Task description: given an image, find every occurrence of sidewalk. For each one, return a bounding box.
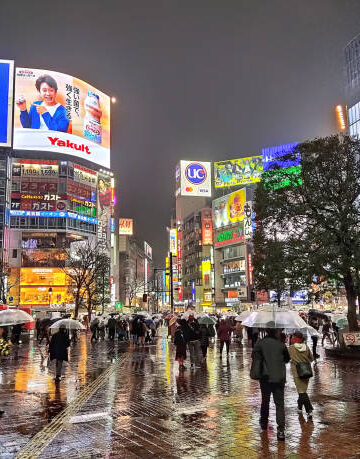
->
[1,331,360,458]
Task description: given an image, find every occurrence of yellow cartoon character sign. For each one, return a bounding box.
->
[227,189,246,223]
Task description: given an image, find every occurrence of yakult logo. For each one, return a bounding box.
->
[48,136,91,155]
[185,162,207,185]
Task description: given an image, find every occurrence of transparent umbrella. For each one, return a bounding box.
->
[235,311,252,322]
[0,309,34,326]
[49,319,85,331]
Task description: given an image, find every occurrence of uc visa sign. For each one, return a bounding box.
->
[179,160,211,197]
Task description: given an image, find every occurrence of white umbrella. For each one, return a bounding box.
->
[181,310,197,320]
[242,309,319,335]
[49,319,85,331]
[235,311,252,322]
[0,309,34,326]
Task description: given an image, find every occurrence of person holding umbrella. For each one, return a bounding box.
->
[49,324,70,382]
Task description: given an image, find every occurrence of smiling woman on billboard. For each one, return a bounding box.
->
[16,74,70,132]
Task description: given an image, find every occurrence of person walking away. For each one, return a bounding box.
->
[187,314,201,368]
[308,317,320,358]
[138,320,147,346]
[107,316,117,341]
[90,317,99,342]
[235,320,244,344]
[252,328,290,441]
[49,325,70,382]
[199,324,210,361]
[321,319,333,347]
[11,324,22,345]
[217,319,233,359]
[174,320,188,370]
[98,319,105,340]
[288,332,314,420]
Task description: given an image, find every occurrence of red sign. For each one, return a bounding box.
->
[177,230,182,301]
[247,253,253,285]
[201,209,213,245]
[18,159,57,165]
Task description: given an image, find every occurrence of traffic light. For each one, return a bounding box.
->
[116,302,122,310]
[143,294,148,302]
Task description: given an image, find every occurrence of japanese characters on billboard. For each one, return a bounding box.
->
[201,209,213,245]
[244,201,253,240]
[214,156,262,188]
[0,60,14,147]
[97,174,111,251]
[169,229,178,256]
[119,218,133,235]
[212,188,246,229]
[14,68,111,168]
[180,160,212,197]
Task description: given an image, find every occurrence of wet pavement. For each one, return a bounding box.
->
[1,330,360,458]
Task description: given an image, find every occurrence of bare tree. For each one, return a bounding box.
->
[0,260,19,305]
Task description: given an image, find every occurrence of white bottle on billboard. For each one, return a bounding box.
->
[83,91,102,144]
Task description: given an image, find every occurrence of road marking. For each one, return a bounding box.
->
[16,355,129,459]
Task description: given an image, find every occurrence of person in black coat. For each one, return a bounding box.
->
[49,326,70,382]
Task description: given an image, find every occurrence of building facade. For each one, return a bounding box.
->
[345,33,360,137]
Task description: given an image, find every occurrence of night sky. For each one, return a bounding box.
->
[1,0,360,265]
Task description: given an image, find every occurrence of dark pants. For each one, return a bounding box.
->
[201,345,208,358]
[260,381,285,429]
[298,392,313,413]
[91,329,98,341]
[56,360,63,378]
[311,336,318,356]
[220,340,230,355]
[109,328,115,340]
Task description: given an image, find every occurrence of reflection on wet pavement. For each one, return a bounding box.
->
[1,329,360,458]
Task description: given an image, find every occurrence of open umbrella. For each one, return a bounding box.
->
[235,311,251,322]
[49,319,85,331]
[197,315,216,325]
[0,309,34,326]
[336,317,348,329]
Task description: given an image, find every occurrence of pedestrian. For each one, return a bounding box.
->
[217,319,233,359]
[199,324,210,361]
[308,316,320,358]
[38,322,50,345]
[288,332,314,420]
[90,317,99,342]
[321,319,333,346]
[251,327,260,348]
[129,318,137,345]
[174,319,188,370]
[107,316,117,340]
[98,319,105,340]
[187,314,201,368]
[0,327,11,357]
[235,320,244,344]
[11,324,22,345]
[251,327,290,441]
[49,325,70,382]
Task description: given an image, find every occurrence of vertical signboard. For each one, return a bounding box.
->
[244,201,253,240]
[144,241,152,260]
[0,60,14,147]
[97,173,111,252]
[201,209,213,245]
[169,228,177,256]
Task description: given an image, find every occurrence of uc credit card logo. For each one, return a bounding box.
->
[185,162,207,185]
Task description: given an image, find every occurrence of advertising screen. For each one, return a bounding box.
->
[180,160,212,197]
[214,156,262,188]
[169,228,178,256]
[262,143,300,171]
[212,188,246,229]
[0,60,14,147]
[119,218,133,235]
[201,209,213,245]
[14,68,110,168]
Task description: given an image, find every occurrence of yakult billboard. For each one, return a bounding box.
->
[13,68,110,168]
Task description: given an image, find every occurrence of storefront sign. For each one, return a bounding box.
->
[215,227,244,247]
[343,333,360,346]
[247,253,253,285]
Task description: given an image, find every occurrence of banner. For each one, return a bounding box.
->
[14,68,110,168]
[214,156,262,188]
[212,188,246,229]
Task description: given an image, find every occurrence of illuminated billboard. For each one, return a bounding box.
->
[201,209,213,245]
[14,68,110,168]
[214,156,262,188]
[212,188,246,229]
[169,228,177,256]
[0,60,14,147]
[119,218,133,235]
[261,142,300,171]
[144,241,152,260]
[180,160,212,197]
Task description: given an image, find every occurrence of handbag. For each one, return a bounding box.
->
[250,357,269,380]
[296,361,313,379]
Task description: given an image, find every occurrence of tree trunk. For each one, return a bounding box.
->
[344,271,359,331]
[74,291,80,319]
[87,289,92,324]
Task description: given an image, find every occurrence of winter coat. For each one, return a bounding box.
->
[187,320,201,341]
[199,326,210,347]
[107,318,117,330]
[217,323,233,341]
[49,331,70,361]
[288,343,314,393]
[253,336,290,384]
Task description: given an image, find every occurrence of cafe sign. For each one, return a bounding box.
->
[215,226,244,247]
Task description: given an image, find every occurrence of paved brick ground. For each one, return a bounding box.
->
[1,329,360,458]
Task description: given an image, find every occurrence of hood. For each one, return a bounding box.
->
[294,343,307,352]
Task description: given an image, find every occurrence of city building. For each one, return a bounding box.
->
[345,33,360,137]
[0,61,117,312]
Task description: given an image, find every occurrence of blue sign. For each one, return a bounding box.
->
[9,210,98,224]
[0,60,14,147]
[262,142,300,171]
[191,280,196,302]
[185,162,207,185]
[110,217,115,232]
